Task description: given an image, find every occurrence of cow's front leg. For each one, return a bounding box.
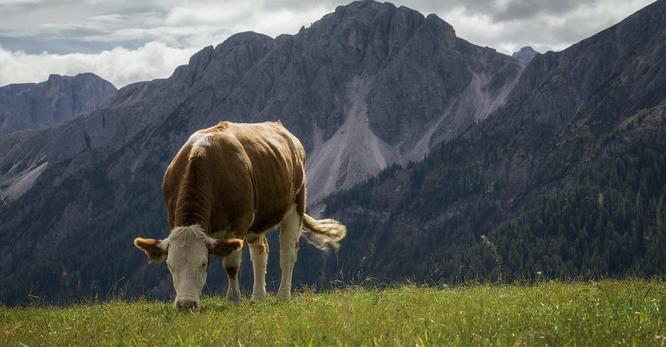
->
[277,206,301,300]
[248,234,269,301]
[223,249,242,304]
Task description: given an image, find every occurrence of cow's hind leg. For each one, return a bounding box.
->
[277,204,302,300]
[223,249,242,304]
[248,234,269,300]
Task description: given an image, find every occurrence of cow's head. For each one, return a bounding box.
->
[133,225,243,311]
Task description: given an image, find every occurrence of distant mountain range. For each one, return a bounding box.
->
[511,46,539,64]
[0,73,116,135]
[0,0,664,305]
[319,0,666,284]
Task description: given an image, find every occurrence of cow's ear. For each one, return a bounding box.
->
[134,237,168,262]
[207,238,243,258]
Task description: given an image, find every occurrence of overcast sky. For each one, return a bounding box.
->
[0,0,654,88]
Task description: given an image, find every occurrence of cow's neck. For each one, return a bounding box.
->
[174,191,212,231]
[174,210,210,231]
[174,156,212,231]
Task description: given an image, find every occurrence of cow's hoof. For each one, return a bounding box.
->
[226,293,242,304]
[175,299,200,311]
[276,291,291,301]
[251,292,268,301]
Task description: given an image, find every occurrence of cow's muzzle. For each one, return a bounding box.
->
[175,298,200,311]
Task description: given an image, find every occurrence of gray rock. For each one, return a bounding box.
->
[320,0,666,284]
[511,46,539,65]
[0,0,524,304]
[0,73,117,135]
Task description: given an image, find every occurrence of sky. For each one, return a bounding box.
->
[0,0,655,88]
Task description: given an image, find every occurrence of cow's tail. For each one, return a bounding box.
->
[301,213,347,253]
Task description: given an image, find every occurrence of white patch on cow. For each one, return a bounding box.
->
[186,132,210,149]
[223,250,242,304]
[277,204,301,300]
[166,225,211,310]
[155,237,170,256]
[249,237,268,301]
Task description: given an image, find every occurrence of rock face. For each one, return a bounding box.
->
[6,0,665,303]
[319,0,666,284]
[0,73,117,135]
[297,4,523,201]
[0,0,524,304]
[511,46,539,65]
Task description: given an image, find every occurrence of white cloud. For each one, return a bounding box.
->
[164,2,258,26]
[0,0,42,4]
[392,0,653,54]
[239,6,328,37]
[0,1,333,87]
[0,0,656,87]
[0,42,197,87]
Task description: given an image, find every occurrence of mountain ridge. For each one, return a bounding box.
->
[317,0,666,283]
[511,46,538,64]
[0,73,117,135]
[0,0,524,304]
[1,0,663,304]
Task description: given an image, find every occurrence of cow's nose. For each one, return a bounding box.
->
[175,299,199,311]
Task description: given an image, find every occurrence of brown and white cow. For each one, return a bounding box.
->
[133,121,346,310]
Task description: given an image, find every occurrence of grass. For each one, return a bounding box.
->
[1,280,665,346]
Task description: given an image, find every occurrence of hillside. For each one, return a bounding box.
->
[0,0,522,304]
[511,46,539,64]
[1,0,665,306]
[0,73,116,135]
[320,0,666,283]
[1,280,664,346]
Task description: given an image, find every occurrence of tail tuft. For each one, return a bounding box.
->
[301,213,347,253]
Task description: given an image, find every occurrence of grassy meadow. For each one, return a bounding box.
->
[1,280,665,346]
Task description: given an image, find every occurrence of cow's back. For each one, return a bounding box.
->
[220,121,305,233]
[163,121,306,236]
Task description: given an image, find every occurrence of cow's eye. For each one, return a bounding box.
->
[201,262,207,269]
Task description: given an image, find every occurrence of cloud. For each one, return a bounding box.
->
[0,1,333,87]
[164,2,258,26]
[0,0,656,87]
[387,0,653,53]
[0,1,329,53]
[0,0,42,5]
[0,42,197,88]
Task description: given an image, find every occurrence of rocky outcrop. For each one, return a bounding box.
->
[0,0,532,304]
[511,46,539,65]
[320,0,666,284]
[0,73,117,135]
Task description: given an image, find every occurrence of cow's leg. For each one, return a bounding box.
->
[248,234,269,301]
[277,205,302,300]
[223,249,242,304]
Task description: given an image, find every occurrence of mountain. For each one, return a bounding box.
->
[0,73,117,135]
[319,0,666,283]
[0,1,524,304]
[511,46,539,65]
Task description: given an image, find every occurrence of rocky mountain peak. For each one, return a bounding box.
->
[339,1,453,35]
[171,32,277,87]
[0,73,117,135]
[0,0,522,304]
[319,0,666,288]
[511,46,539,65]
[47,73,63,82]
[107,0,519,205]
[219,31,274,46]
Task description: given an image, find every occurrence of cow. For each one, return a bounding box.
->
[133,121,346,310]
